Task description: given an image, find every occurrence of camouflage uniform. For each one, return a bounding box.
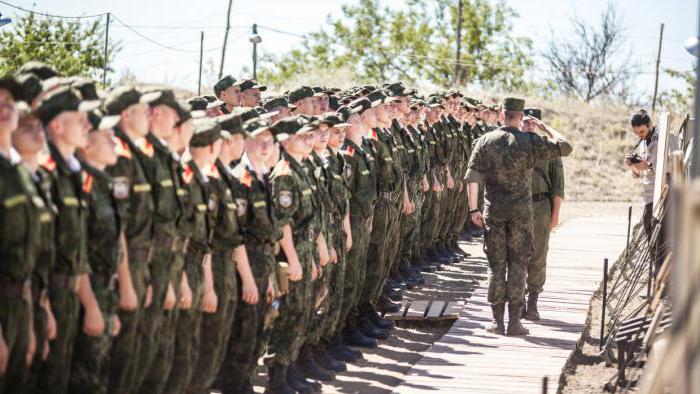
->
[420,122,446,253]
[268,151,320,366]
[447,117,473,243]
[68,164,121,394]
[465,126,572,307]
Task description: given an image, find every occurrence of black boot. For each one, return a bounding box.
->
[507,303,530,336]
[314,343,347,372]
[426,247,443,267]
[486,304,505,335]
[358,316,389,340]
[342,325,377,348]
[369,311,395,330]
[299,346,336,382]
[287,362,320,393]
[523,292,540,321]
[328,336,361,362]
[377,295,400,314]
[266,363,295,394]
[450,238,470,257]
[384,284,403,302]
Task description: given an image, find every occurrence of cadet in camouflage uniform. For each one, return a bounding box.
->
[164,118,223,394]
[36,87,101,394]
[214,75,239,114]
[266,116,322,394]
[69,112,123,394]
[103,87,155,394]
[216,118,278,394]
[466,97,572,336]
[521,109,565,321]
[0,77,41,393]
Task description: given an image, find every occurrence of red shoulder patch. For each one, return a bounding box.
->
[39,153,56,172]
[134,138,154,158]
[204,164,220,179]
[369,129,378,140]
[341,146,355,157]
[82,171,94,193]
[240,168,252,188]
[114,136,132,159]
[182,164,194,184]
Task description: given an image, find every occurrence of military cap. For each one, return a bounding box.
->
[328,95,341,111]
[214,75,237,97]
[287,86,315,104]
[203,95,217,103]
[17,61,59,80]
[0,76,25,101]
[71,78,99,100]
[410,99,426,111]
[270,115,314,141]
[524,108,542,120]
[216,113,248,136]
[336,105,361,122]
[34,86,100,125]
[426,96,444,108]
[141,89,179,110]
[489,104,501,111]
[187,96,212,111]
[174,100,192,125]
[348,97,376,114]
[190,118,224,147]
[242,118,275,138]
[263,96,296,112]
[87,109,121,132]
[15,73,41,103]
[104,86,142,116]
[235,79,267,93]
[384,82,416,97]
[317,112,351,128]
[447,89,463,98]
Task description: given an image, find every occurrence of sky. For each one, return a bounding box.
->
[0,0,697,99]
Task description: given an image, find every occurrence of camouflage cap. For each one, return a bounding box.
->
[270,115,314,141]
[502,98,523,111]
[318,112,351,128]
[348,97,375,114]
[17,61,59,80]
[104,86,142,116]
[34,86,100,125]
[174,100,192,125]
[235,79,267,93]
[287,85,315,104]
[242,118,275,138]
[216,113,248,136]
[141,89,179,110]
[336,105,361,122]
[384,82,416,97]
[0,75,25,101]
[203,95,217,103]
[190,118,224,147]
[447,89,463,98]
[426,96,444,108]
[71,78,99,100]
[523,108,542,120]
[15,73,41,103]
[263,96,296,111]
[214,75,237,97]
[365,90,389,106]
[187,96,209,111]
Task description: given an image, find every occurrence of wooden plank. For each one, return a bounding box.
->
[404,300,430,321]
[383,300,408,321]
[440,300,465,320]
[653,112,672,210]
[425,301,446,321]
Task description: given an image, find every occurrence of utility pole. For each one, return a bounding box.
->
[651,23,664,113]
[219,0,233,79]
[454,0,464,85]
[198,31,204,96]
[102,12,110,89]
[251,23,260,80]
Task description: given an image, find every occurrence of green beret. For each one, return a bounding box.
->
[141,89,179,110]
[242,118,274,138]
[35,86,100,125]
[190,118,224,147]
[71,78,99,100]
[287,86,315,104]
[0,76,25,101]
[502,97,524,111]
[524,108,542,120]
[263,96,296,111]
[270,115,313,141]
[104,86,142,116]
[235,79,267,93]
[214,75,236,97]
[215,113,248,136]
[17,61,59,80]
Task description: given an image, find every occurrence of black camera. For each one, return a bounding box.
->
[626,153,642,164]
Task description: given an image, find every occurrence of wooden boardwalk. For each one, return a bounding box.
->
[396,215,630,393]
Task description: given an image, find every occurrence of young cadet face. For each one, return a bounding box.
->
[174,119,194,152]
[221,133,246,161]
[311,96,322,115]
[221,85,240,107]
[12,114,45,156]
[521,116,536,132]
[313,125,330,151]
[0,88,18,134]
[241,88,262,107]
[282,132,312,157]
[319,95,330,113]
[361,108,377,128]
[85,129,118,167]
[124,102,151,137]
[328,126,345,149]
[150,104,179,139]
[206,106,224,118]
[246,129,275,164]
[51,110,91,150]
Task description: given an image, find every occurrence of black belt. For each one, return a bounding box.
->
[532,193,551,202]
[90,272,117,290]
[0,278,30,299]
[50,273,79,292]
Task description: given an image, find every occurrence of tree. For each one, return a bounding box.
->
[543,3,634,102]
[258,0,532,90]
[0,13,119,81]
[657,67,695,113]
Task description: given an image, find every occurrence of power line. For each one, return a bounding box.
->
[257,25,306,39]
[110,24,247,30]
[111,14,203,53]
[0,0,107,19]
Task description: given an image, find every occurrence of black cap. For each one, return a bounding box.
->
[216,113,248,136]
[263,96,296,112]
[174,100,192,125]
[104,86,142,116]
[524,108,542,120]
[16,74,42,103]
[71,78,99,100]
[270,115,314,142]
[141,89,179,110]
[17,61,59,80]
[34,86,100,125]
[0,76,25,101]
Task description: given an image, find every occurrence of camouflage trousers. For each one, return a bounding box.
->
[527,199,552,294]
[362,196,400,314]
[321,223,347,340]
[24,298,47,393]
[38,287,80,394]
[187,249,239,394]
[215,246,273,394]
[138,252,186,394]
[133,247,176,390]
[483,215,533,306]
[68,287,118,394]
[109,258,149,394]
[393,187,425,276]
[305,247,333,347]
[163,249,205,394]
[421,188,445,250]
[448,182,470,240]
[268,240,314,366]
[0,296,31,393]
[340,213,373,328]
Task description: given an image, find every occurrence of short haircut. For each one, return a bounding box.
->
[504,110,522,122]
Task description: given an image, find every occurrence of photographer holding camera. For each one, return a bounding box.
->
[624,109,677,241]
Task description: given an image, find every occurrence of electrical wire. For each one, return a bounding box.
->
[0,0,107,19]
[111,14,203,53]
